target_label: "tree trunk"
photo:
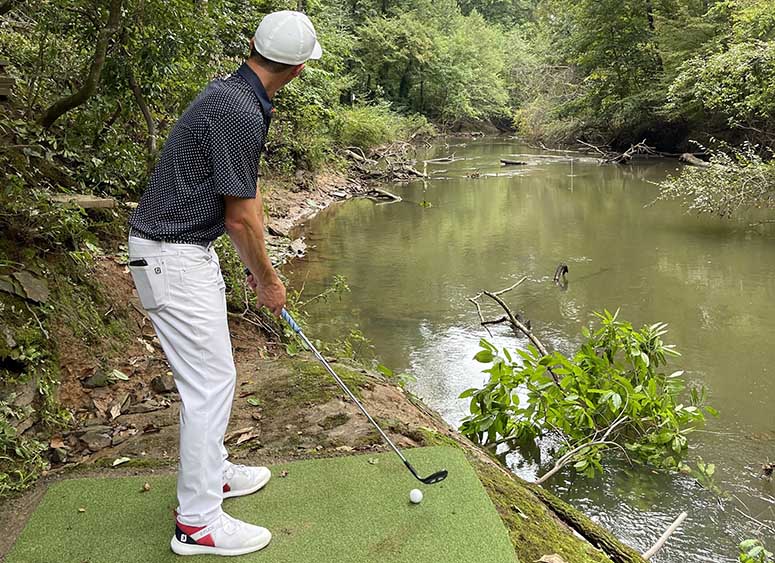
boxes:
[527,484,647,563]
[38,0,123,129]
[127,69,156,156]
[398,64,411,100]
[646,0,655,31]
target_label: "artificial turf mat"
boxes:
[7,446,517,563]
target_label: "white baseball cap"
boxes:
[254,11,323,66]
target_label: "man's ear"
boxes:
[249,38,255,52]
[291,63,305,78]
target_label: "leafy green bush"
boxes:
[331,104,433,149]
[739,539,774,563]
[459,310,714,477]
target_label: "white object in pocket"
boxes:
[129,257,169,311]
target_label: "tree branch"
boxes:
[483,289,550,357]
[39,0,123,129]
[642,512,688,559]
[127,68,157,155]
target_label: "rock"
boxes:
[12,271,49,303]
[50,447,68,464]
[80,430,112,452]
[1,323,16,348]
[267,224,288,238]
[13,415,35,435]
[1,380,37,409]
[0,275,24,299]
[151,374,176,394]
[81,370,111,388]
[289,238,307,257]
[76,423,112,435]
[127,399,165,414]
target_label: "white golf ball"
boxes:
[409,488,423,504]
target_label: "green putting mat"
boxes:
[7,446,517,563]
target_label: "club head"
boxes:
[420,470,448,485]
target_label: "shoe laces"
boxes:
[225,463,251,481]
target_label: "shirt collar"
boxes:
[236,63,274,126]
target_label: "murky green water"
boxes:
[284,138,775,562]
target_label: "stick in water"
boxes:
[642,512,688,559]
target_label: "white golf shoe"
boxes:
[171,512,271,556]
[223,463,271,499]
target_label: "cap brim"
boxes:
[308,40,323,60]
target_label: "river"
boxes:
[283,137,775,562]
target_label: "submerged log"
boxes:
[500,158,528,166]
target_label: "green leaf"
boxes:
[474,349,494,363]
[573,459,588,470]
[108,369,129,381]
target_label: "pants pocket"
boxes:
[129,257,169,311]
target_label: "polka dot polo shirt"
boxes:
[129,63,273,245]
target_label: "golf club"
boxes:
[280,308,448,485]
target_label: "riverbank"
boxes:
[0,162,650,562]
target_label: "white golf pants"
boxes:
[128,236,235,526]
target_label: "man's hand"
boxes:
[247,273,286,317]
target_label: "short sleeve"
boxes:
[209,111,265,199]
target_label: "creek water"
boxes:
[283,137,775,562]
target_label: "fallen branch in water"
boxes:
[483,289,550,359]
[364,187,402,202]
[467,277,527,337]
[534,408,631,485]
[679,153,709,167]
[467,278,559,384]
[642,512,688,559]
[577,138,657,164]
[425,153,457,163]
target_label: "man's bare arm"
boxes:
[224,193,286,315]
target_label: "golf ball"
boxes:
[409,488,423,504]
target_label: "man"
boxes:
[127,11,322,557]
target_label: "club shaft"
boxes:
[293,327,411,467]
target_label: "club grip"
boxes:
[281,308,302,334]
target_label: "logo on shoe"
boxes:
[175,523,215,547]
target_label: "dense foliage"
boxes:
[739,539,775,563]
[2,0,773,172]
[459,311,715,477]
[658,142,775,216]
